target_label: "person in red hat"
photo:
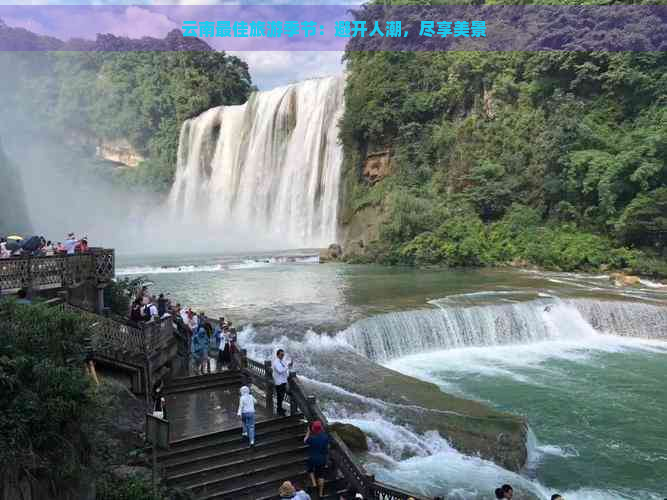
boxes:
[304,420,329,497]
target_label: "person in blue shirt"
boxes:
[304,420,329,497]
[191,323,209,375]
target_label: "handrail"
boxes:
[0,248,114,294]
[235,358,425,500]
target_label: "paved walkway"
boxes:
[165,374,273,440]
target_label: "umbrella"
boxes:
[6,235,23,241]
[5,241,21,251]
[21,236,42,253]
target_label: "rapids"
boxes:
[116,257,667,499]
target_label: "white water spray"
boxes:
[341,298,667,362]
[168,76,345,248]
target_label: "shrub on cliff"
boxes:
[0,301,96,489]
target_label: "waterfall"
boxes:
[168,76,345,249]
[342,299,667,362]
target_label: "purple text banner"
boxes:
[0,5,665,51]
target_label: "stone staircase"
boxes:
[159,415,350,500]
[164,371,243,395]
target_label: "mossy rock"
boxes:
[330,422,368,452]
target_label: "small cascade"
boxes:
[341,298,667,362]
[168,76,345,248]
[572,298,667,339]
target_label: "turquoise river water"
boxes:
[117,252,667,500]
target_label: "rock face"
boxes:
[610,272,641,287]
[362,150,391,185]
[307,351,528,472]
[340,205,385,260]
[319,243,343,263]
[0,139,32,234]
[329,422,368,452]
[97,139,145,167]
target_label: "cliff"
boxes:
[0,139,32,234]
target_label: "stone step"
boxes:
[160,416,306,461]
[168,371,242,388]
[163,431,308,474]
[256,477,349,500]
[163,377,241,395]
[189,455,309,498]
[167,446,309,489]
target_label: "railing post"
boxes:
[264,360,274,416]
[288,371,299,416]
[240,349,248,369]
[307,395,317,421]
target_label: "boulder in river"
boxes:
[610,272,641,287]
[329,422,368,452]
[319,243,343,263]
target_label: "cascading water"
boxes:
[168,76,345,248]
[341,298,667,362]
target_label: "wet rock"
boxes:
[610,272,641,287]
[320,243,343,263]
[330,422,368,452]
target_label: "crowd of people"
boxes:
[0,232,89,258]
[129,286,241,377]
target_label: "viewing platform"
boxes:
[0,248,115,312]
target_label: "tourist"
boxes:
[278,481,311,500]
[56,242,65,254]
[63,233,78,255]
[142,297,158,322]
[157,293,168,317]
[228,327,239,369]
[551,495,563,500]
[44,240,55,256]
[213,319,229,371]
[152,379,166,419]
[129,298,143,324]
[272,348,292,416]
[75,236,89,253]
[495,485,513,499]
[0,238,9,259]
[191,322,209,375]
[188,308,199,332]
[237,385,256,447]
[304,420,329,498]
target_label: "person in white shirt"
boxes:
[0,239,9,259]
[63,233,78,255]
[272,349,292,417]
[237,386,256,446]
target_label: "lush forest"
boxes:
[0,27,253,193]
[341,4,667,276]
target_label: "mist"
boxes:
[0,51,287,256]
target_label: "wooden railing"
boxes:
[0,248,114,294]
[236,351,425,500]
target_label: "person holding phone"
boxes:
[272,348,292,416]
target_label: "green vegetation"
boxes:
[0,300,179,499]
[0,300,96,491]
[1,45,252,193]
[342,31,667,276]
